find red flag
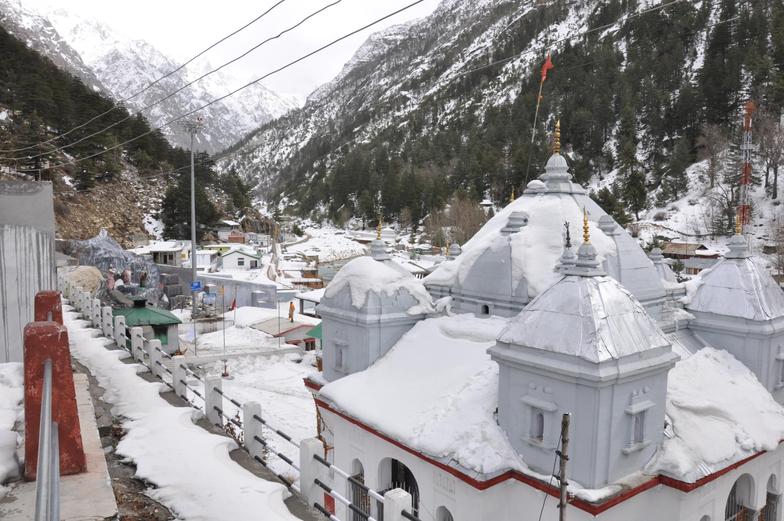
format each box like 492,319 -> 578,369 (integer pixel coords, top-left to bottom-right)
540,53 -> 554,81
230,298 -> 237,311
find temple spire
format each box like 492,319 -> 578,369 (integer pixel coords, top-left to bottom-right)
552,119 -> 561,155
376,215 -> 382,240
582,208 -> 590,244
510,186 -> 515,202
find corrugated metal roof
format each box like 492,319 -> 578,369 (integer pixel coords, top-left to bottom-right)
112,306 -> 181,326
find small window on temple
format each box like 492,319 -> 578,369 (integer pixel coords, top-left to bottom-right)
633,411 -> 646,445
530,409 -> 544,441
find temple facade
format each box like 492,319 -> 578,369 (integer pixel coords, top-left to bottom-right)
304,128 -> 784,521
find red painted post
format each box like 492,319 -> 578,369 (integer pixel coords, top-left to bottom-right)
23,322 -> 86,480
34,291 -> 63,324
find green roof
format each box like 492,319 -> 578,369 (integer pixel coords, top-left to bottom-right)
113,306 -> 182,326
306,322 -> 322,339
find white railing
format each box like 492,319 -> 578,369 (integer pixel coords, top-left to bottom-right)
59,276 -> 421,521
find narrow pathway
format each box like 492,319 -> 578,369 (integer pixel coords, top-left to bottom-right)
63,303 -> 322,521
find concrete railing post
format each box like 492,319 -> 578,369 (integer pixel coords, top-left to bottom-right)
243,401 -> 263,457
101,306 -> 113,338
299,437 -> 325,510
34,291 -> 63,324
172,355 -> 188,399
205,375 -> 223,427
149,339 -> 164,379
113,316 -> 127,350
130,327 -> 145,362
91,299 -> 100,328
383,489 -> 413,521
23,322 -> 86,479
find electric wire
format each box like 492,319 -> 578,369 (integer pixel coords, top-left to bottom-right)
0,0 -> 289,153
13,0 -> 426,174
4,0 -> 345,162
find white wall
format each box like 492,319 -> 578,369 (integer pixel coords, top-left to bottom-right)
320,407 -> 784,521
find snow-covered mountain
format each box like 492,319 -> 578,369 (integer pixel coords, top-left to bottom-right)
0,2 -> 300,153
0,0 -> 106,92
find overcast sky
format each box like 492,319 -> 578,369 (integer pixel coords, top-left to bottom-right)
23,0 -> 441,101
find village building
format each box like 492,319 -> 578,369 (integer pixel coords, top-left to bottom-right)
112,297 -> 181,354
217,219 -> 242,242
302,129 -> 784,521
219,248 -> 261,270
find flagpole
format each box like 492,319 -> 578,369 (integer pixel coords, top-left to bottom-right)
221,286 -> 226,357
523,54 -> 553,188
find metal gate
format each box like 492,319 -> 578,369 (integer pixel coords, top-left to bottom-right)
350,472 -> 370,521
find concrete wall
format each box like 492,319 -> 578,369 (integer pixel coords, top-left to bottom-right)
0,181 -> 56,362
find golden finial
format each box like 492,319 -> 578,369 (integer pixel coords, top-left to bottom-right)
553,119 -> 561,155
582,208 -> 590,244
510,186 -> 515,202
735,211 -> 742,235
376,217 -> 382,240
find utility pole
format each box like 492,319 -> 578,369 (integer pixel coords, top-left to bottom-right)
738,101 -> 755,237
182,117 -> 204,354
558,413 -> 570,521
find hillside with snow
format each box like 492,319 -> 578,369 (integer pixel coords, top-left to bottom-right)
0,2 -> 300,154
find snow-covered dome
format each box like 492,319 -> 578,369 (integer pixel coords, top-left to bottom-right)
497,242 -> 671,363
322,255 -> 433,315
687,235 -> 784,321
425,150 -> 666,316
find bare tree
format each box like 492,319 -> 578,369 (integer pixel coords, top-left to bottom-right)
757,112 -> 784,200
697,123 -> 728,189
773,217 -> 784,277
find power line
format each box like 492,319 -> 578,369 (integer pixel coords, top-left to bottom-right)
19,0 -> 427,174
4,0 -> 344,162
0,0 -> 289,154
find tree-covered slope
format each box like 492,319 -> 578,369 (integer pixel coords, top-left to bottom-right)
219,0 -> 784,230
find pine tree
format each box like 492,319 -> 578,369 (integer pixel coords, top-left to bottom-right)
658,136 -> 691,205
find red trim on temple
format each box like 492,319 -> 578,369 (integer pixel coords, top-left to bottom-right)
314,398 -> 772,515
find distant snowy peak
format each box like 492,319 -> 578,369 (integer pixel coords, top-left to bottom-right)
0,0 -> 106,92
1,3 -> 301,154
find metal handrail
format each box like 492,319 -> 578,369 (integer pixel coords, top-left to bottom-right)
34,359 -> 60,521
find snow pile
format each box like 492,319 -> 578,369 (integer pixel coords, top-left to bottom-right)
320,314 -> 525,474
63,307 -> 300,521
425,193 -> 617,297
0,362 -> 23,491
686,257 -> 784,320
647,348 -> 784,482
199,354 -> 318,477
286,227 -> 367,263
324,256 -> 434,313
143,213 -> 163,240
498,276 -> 670,363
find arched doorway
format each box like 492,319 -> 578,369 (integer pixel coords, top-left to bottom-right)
349,459 -> 370,521
436,505 -> 455,521
762,474 -> 780,521
726,474 -> 756,521
378,458 -> 420,516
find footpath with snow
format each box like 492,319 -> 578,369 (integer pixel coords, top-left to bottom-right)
62,302 -> 301,521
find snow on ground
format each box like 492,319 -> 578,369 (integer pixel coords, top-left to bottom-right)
285,227 -> 367,263
647,348 -> 784,483
143,214 -> 164,240
197,353 -> 319,479
0,363 -> 23,496
62,305 -> 300,521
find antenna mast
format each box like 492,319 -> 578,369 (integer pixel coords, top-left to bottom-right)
738,101 -> 755,236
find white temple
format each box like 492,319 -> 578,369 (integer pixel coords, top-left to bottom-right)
304,124 -> 784,521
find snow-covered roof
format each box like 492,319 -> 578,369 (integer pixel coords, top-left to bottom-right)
647,348 -> 784,482
686,237 -> 784,321
319,314 -> 523,475
424,188 -> 617,298
324,256 -> 433,313
497,273 -> 670,363
295,288 -> 326,303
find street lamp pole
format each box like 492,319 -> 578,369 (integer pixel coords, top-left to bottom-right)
182,117 -> 203,353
